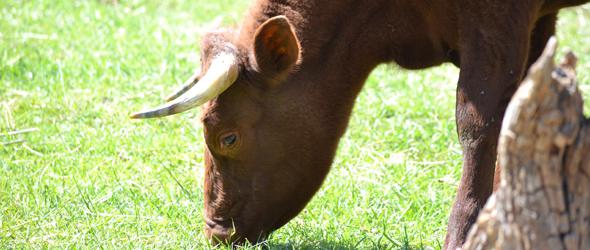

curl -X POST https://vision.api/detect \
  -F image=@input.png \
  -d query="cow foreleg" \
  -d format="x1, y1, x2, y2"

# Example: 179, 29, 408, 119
443, 21, 533, 249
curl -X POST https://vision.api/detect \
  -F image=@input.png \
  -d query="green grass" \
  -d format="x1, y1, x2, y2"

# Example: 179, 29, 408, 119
1, 1, 589, 249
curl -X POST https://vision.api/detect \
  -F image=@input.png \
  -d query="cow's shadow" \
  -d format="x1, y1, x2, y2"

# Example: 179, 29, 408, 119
260, 239, 431, 250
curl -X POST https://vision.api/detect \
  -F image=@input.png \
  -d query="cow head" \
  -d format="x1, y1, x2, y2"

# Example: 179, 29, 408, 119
132, 16, 334, 244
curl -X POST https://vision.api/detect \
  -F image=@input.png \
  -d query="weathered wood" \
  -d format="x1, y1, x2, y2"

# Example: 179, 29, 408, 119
462, 37, 590, 250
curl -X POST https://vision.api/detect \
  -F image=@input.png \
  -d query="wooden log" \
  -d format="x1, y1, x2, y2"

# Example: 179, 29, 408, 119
462, 37, 590, 250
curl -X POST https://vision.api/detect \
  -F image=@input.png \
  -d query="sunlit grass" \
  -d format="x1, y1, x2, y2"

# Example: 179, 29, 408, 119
1, 1, 589, 248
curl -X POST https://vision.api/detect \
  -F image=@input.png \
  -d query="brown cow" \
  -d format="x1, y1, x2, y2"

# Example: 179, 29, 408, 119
131, 0, 589, 249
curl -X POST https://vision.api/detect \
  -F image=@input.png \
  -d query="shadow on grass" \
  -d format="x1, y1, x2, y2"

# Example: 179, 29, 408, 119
260, 236, 432, 250
256, 224, 438, 250
263, 241, 426, 250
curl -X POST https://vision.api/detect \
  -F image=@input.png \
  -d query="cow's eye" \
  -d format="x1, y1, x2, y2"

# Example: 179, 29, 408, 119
221, 134, 238, 147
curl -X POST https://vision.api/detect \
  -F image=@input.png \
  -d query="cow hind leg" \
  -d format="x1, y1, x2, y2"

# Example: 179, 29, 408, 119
443, 6, 537, 249
492, 12, 557, 190
528, 13, 558, 67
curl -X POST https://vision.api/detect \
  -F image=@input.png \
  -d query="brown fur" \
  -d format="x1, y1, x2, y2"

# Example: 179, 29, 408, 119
190, 0, 589, 248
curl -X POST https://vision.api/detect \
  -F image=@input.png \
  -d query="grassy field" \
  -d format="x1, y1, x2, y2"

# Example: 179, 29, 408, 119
1, 1, 589, 249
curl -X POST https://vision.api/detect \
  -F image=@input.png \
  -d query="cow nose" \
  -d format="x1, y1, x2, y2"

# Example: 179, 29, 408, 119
204, 218, 238, 244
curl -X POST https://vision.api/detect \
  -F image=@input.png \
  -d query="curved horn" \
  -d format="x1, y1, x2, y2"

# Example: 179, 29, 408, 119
164, 67, 201, 102
130, 52, 239, 119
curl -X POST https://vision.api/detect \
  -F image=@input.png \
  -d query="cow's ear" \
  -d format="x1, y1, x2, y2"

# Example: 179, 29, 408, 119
253, 16, 300, 75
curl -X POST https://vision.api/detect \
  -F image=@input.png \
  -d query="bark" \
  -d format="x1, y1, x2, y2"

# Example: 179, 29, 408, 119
462, 38, 590, 250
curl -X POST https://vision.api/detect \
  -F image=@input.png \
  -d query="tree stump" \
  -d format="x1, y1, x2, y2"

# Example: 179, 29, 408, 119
461, 38, 590, 250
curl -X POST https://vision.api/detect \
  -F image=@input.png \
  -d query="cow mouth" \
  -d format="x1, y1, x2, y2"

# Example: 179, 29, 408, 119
204, 216, 270, 245
205, 217, 240, 244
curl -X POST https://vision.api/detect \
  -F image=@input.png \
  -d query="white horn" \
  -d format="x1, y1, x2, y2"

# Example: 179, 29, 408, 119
130, 52, 239, 119
164, 67, 201, 102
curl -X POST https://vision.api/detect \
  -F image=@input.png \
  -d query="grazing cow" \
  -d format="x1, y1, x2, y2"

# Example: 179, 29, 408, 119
131, 0, 590, 248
